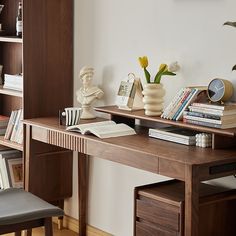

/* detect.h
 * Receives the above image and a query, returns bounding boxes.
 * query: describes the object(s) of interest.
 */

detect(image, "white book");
[149,133,196,145]
[10,109,22,142]
[66,120,136,139]
[149,126,198,141]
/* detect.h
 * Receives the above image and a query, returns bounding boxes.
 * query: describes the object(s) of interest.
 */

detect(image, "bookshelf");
[0,0,73,204]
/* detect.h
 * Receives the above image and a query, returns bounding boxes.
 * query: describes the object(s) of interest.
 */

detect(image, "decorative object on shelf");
[116,73,143,111]
[142,83,165,116]
[196,133,212,148]
[76,66,104,119]
[0,5,4,32]
[0,64,3,85]
[138,56,179,116]
[16,1,22,38]
[59,107,82,126]
[223,21,236,71]
[207,78,234,103]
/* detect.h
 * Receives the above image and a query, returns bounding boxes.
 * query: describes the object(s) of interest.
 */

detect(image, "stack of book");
[161,86,207,121]
[0,149,23,189]
[149,125,198,145]
[4,109,23,144]
[0,115,9,136]
[184,102,236,129]
[3,74,23,91]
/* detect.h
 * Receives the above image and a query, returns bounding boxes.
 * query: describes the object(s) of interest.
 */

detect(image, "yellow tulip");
[159,63,168,72]
[138,56,148,68]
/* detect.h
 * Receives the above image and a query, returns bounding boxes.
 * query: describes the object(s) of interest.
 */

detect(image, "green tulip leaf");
[223,21,236,28]
[162,71,176,76]
[232,64,236,71]
[144,68,151,83]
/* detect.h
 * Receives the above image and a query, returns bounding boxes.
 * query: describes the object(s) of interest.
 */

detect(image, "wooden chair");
[0,188,64,236]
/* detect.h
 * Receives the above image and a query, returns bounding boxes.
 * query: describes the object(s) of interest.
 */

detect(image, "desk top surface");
[24,117,236,168]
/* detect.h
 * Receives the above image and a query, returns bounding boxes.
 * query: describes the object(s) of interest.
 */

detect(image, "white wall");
[65,0,236,235]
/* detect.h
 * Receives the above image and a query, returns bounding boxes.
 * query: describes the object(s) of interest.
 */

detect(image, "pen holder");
[59,107,82,126]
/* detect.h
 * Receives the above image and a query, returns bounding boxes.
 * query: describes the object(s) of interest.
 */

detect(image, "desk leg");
[185,165,199,236]
[78,153,89,236]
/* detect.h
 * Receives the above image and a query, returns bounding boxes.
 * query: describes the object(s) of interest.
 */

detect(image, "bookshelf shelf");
[0,36,22,43]
[0,86,23,97]
[0,136,23,151]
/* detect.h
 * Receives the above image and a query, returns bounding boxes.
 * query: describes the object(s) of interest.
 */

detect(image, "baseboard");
[53,215,112,236]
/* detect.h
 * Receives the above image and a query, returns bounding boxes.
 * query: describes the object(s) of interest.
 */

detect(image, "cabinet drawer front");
[136,199,179,231]
[136,221,177,236]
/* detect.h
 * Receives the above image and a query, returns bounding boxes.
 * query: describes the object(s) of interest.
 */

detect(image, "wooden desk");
[23,108,236,236]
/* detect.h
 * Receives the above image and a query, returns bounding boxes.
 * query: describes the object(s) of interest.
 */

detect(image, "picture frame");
[6,158,23,188]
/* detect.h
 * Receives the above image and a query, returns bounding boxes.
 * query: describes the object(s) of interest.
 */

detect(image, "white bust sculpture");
[76,66,104,119]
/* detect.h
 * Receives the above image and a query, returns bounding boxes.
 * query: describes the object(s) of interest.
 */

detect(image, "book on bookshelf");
[184,111,236,121]
[188,105,236,116]
[4,109,23,144]
[191,102,236,111]
[0,149,22,189]
[162,86,207,120]
[149,126,198,145]
[3,74,23,91]
[183,118,236,129]
[66,120,136,138]
[183,113,236,125]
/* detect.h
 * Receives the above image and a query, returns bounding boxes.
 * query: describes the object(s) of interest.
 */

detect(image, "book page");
[85,123,136,138]
[66,120,116,134]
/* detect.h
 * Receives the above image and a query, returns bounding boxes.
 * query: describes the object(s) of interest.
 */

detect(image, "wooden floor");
[2,224,77,236]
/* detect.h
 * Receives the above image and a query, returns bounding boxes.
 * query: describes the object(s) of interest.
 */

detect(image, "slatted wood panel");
[48,130,87,153]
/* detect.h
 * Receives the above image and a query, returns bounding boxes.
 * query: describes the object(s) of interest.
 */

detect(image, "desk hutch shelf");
[95,106,236,149]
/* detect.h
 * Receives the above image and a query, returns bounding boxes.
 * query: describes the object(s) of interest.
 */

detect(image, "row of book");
[161,86,207,120]
[3,74,23,91]
[0,147,23,189]
[183,102,236,129]
[4,109,23,144]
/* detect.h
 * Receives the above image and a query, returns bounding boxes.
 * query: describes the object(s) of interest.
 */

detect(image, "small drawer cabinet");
[134,180,236,236]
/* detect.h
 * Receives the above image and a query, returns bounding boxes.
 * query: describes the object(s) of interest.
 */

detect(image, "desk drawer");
[136,221,177,236]
[136,198,179,232]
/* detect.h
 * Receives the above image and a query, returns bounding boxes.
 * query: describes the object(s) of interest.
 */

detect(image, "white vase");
[142,83,165,116]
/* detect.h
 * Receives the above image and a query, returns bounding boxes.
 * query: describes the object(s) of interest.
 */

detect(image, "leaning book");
[66,120,136,138]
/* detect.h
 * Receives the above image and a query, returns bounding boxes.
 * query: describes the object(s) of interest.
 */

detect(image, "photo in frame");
[6,158,23,188]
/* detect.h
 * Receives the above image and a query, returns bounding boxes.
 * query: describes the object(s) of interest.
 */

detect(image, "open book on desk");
[66,120,136,138]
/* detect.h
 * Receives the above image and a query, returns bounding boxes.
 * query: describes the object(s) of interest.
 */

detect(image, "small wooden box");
[134,180,236,236]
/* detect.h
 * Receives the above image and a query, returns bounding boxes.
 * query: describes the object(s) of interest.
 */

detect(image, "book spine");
[149,133,195,145]
[161,88,185,118]
[183,114,222,124]
[183,118,221,128]
[184,111,221,120]
[174,88,197,121]
[188,106,224,116]
[149,128,196,140]
[191,102,224,111]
